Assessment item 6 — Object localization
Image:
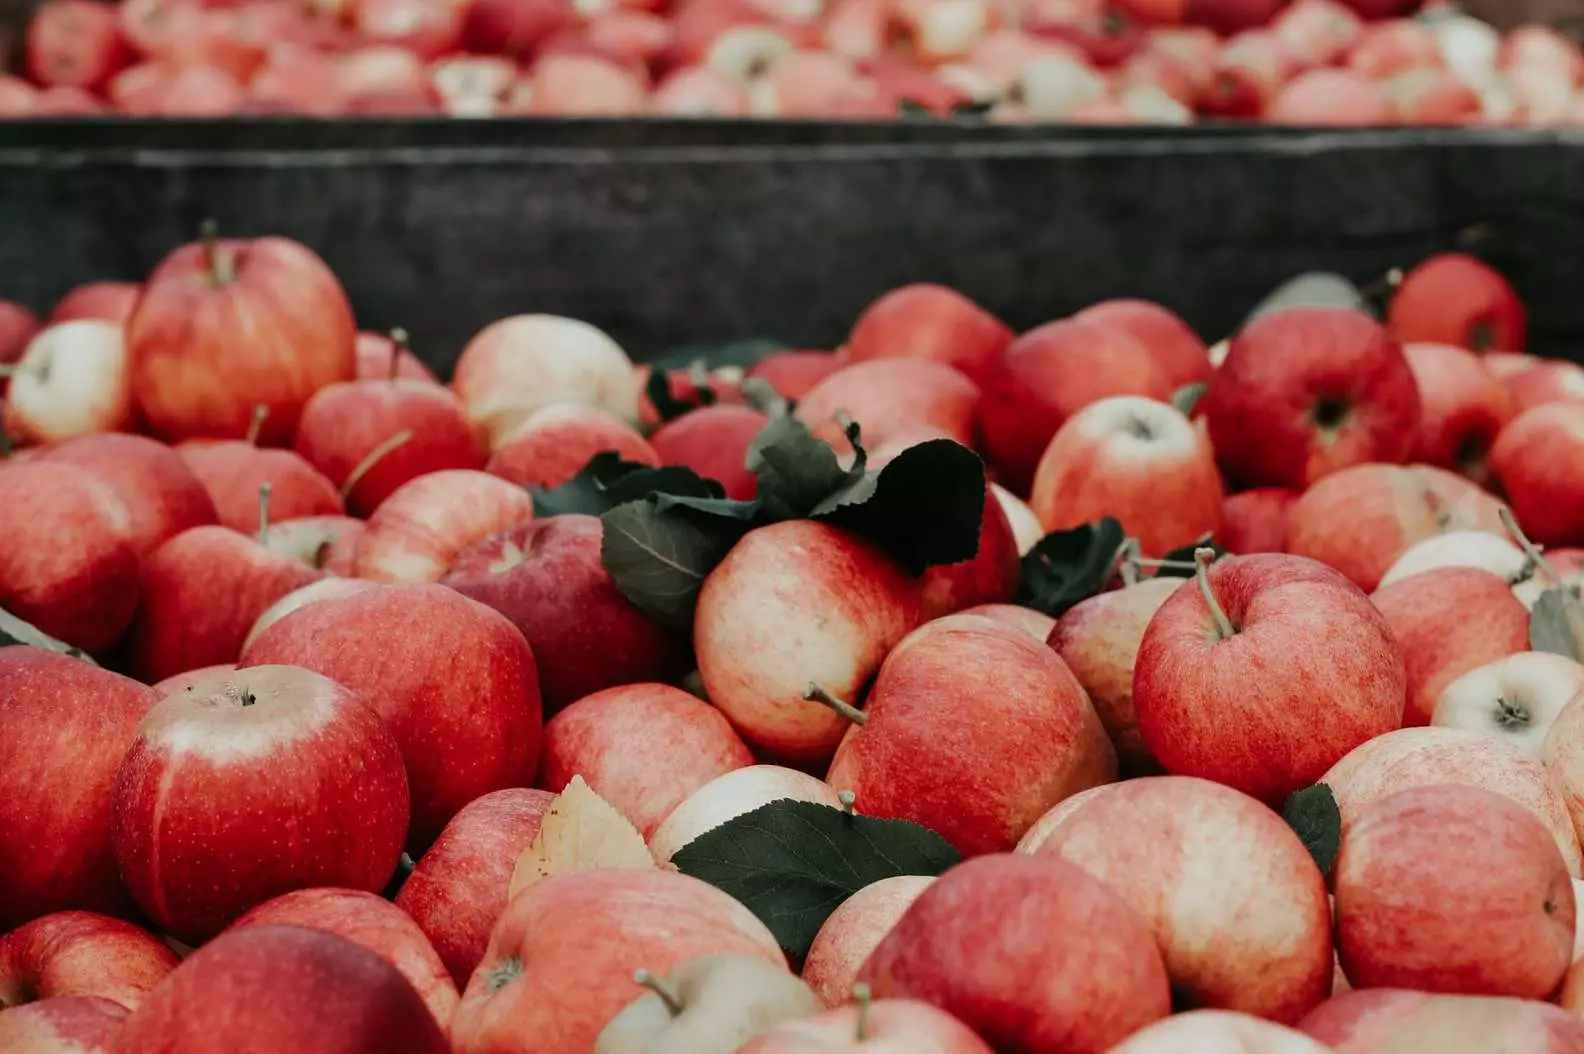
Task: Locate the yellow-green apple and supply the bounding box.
[260,515,366,576]
[858,854,1170,1053]
[353,469,536,583]
[38,433,218,559]
[225,888,458,1034]
[0,650,156,929]
[2,320,133,445]
[451,869,784,1054]
[151,664,237,697]
[735,996,994,1053]
[293,376,485,516]
[51,281,140,325]
[918,486,1021,619]
[1432,653,1584,757]
[594,952,820,1054]
[1073,298,1213,390]
[355,330,440,384]
[959,602,1054,641]
[394,788,556,986]
[0,995,126,1053]
[1284,463,1507,592]
[748,349,842,401]
[1377,530,1529,589]
[1028,395,1222,557]
[113,924,449,1053]
[1402,342,1514,483]
[1370,567,1531,726]
[486,402,659,489]
[241,577,379,654]
[1492,403,1584,548]
[1201,307,1421,490]
[127,229,356,445]
[694,521,923,765]
[977,317,1173,493]
[1302,989,1584,1051]
[127,524,323,683]
[1220,487,1296,554]
[650,765,844,865]
[1013,784,1116,854]
[803,876,936,1008]
[842,283,1012,385]
[179,439,344,534]
[0,462,139,654]
[1321,726,1583,876]
[0,912,177,1010]
[1107,1010,1335,1053]
[442,515,690,713]
[1133,553,1406,805]
[1034,776,1331,1022]
[540,683,754,839]
[451,314,640,450]
[111,665,409,944]
[1387,251,1525,353]
[1506,361,1584,416]
[1542,695,1584,850]
[825,613,1115,856]
[239,583,541,849]
[794,358,979,459]
[650,404,768,501]
[989,483,1043,555]
[1333,784,1573,999]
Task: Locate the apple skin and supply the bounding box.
[959,602,1054,642]
[0,911,176,1011]
[918,485,1021,619]
[1111,1010,1333,1052]
[1387,252,1526,354]
[989,483,1044,555]
[225,888,458,1034]
[0,462,140,655]
[1432,653,1584,758]
[51,281,140,325]
[649,404,768,501]
[1371,567,1531,727]
[794,358,980,458]
[240,583,542,850]
[1202,307,1421,490]
[127,232,356,445]
[540,683,755,839]
[1321,726,1584,877]
[241,577,379,655]
[1301,988,1584,1052]
[842,283,1013,385]
[694,520,924,765]
[111,665,410,945]
[802,876,936,1008]
[858,853,1170,1053]
[1491,402,1584,548]
[393,788,555,987]
[1377,529,1529,589]
[451,869,785,1054]
[151,663,238,697]
[127,525,323,684]
[442,515,690,714]
[260,515,366,576]
[1333,784,1573,999]
[1541,695,1584,852]
[747,349,842,401]
[977,317,1173,494]
[486,402,660,489]
[1402,342,1514,483]
[594,952,820,1054]
[1072,298,1213,390]
[353,469,537,583]
[355,330,441,384]
[179,441,345,534]
[1504,361,1584,417]
[1220,486,1296,554]
[1266,67,1396,124]
[826,613,1116,857]
[294,378,486,517]
[736,999,995,1053]
[1133,554,1406,805]
[1029,395,1223,558]
[3,320,134,446]
[0,995,127,1053]
[24,0,127,93]
[39,433,218,559]
[113,924,450,1053]
[650,765,844,865]
[1013,784,1117,855]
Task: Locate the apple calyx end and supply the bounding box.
[805,682,868,726]
[634,969,685,1018]
[1195,546,1236,641]
[239,688,257,708]
[483,956,523,995]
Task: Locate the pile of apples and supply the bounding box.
[6,0,1584,122]
[8,222,1584,1054]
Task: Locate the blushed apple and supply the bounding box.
[180,437,344,535]
[988,483,1044,555]
[0,995,126,1053]
[1013,784,1117,854]
[2,320,133,445]
[1542,695,1584,852]
[794,358,979,459]
[1107,1009,1334,1053]
[1432,653,1584,758]
[51,281,139,325]
[958,602,1054,641]
[649,404,768,501]
[1377,529,1529,589]
[0,911,177,1011]
[802,876,936,1008]
[354,469,535,583]
[355,330,440,383]
[1220,486,1296,554]
[260,515,366,576]
[240,577,378,655]
[1491,402,1584,549]
[1505,361,1584,416]
[1301,989,1584,1051]
[1402,342,1514,483]
[650,765,844,865]
[486,402,659,488]
[1072,298,1212,390]
[747,349,841,401]
[150,663,237,697]
[842,283,1012,385]
[1388,252,1526,353]
[39,433,218,559]
[918,485,1021,619]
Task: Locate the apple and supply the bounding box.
[1388,252,1526,353]
[1269,0,1363,67]
[0,995,126,1053]
[38,433,218,559]
[1012,784,1116,854]
[825,613,1115,856]
[126,224,356,445]
[1542,696,1584,852]
[353,469,536,583]
[0,79,34,119]
[802,876,936,1008]
[918,485,1021,619]
[977,317,1172,493]
[1491,402,1584,549]
[225,888,458,1034]
[2,321,133,445]
[463,0,571,56]
[988,483,1044,555]
[241,577,379,654]
[736,996,994,1053]
[1267,67,1395,124]
[649,404,768,502]
[694,521,923,765]
[747,349,842,401]
[1333,784,1573,999]
[1301,988,1584,1051]
[180,436,345,535]
[451,869,784,1054]
[354,0,463,59]
[594,952,820,1054]
[25,0,127,93]
[1321,726,1583,877]
[240,583,542,849]
[841,284,1012,385]
[859,853,1170,1052]
[1200,29,1295,118]
[150,664,237,697]
[1504,361,1584,417]
[113,924,449,1053]
[0,911,177,1011]
[1202,307,1421,490]
[1384,68,1483,125]
[111,665,409,944]
[1431,653,1584,758]
[485,402,659,489]
[1029,395,1222,557]
[1071,298,1212,390]
[0,462,139,655]
[1402,342,1515,483]
[355,330,440,384]
[506,52,650,116]
[650,765,844,865]
[1220,487,1296,554]
[260,515,366,576]
[794,358,979,459]
[1345,16,1439,77]
[1109,1009,1333,1052]
[1376,529,1529,589]
[51,282,139,325]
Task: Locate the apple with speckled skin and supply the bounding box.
[650,404,768,502]
[1492,402,1584,549]
[486,402,659,489]
[3,321,134,446]
[39,433,218,559]
[0,911,177,1011]
[1387,252,1526,354]
[1220,487,1296,555]
[354,469,536,583]
[802,876,936,1008]
[1432,653,1584,758]
[180,440,344,535]
[1402,342,1513,483]
[0,995,127,1053]
[842,283,1012,385]
[795,358,979,460]
[1074,298,1213,391]
[52,281,139,325]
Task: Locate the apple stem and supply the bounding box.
[388,327,410,382]
[633,969,684,1018]
[1134,556,1199,573]
[1195,546,1236,640]
[245,404,268,446]
[257,483,273,544]
[838,789,856,815]
[199,219,231,285]
[804,682,868,726]
[1500,506,1570,592]
[340,430,414,502]
[853,982,872,1042]
[1117,538,1141,587]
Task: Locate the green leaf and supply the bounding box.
[746,416,861,522]
[1171,382,1208,417]
[0,607,98,665]
[648,338,788,374]
[645,367,705,425]
[897,99,933,118]
[1017,518,1125,617]
[1154,535,1228,578]
[952,99,994,117]
[1282,783,1342,880]
[820,440,985,576]
[671,799,961,957]
[530,453,731,519]
[600,499,751,632]
[1531,588,1581,660]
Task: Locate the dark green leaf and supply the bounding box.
[0,607,97,665]
[1531,588,1581,660]
[820,440,985,575]
[1282,783,1342,879]
[952,99,995,117]
[527,452,660,518]
[897,99,932,118]
[645,366,701,425]
[603,465,723,506]
[1154,535,1227,578]
[746,416,860,522]
[648,338,788,374]
[671,799,961,957]
[1017,518,1125,617]
[600,499,750,633]
[1171,382,1208,417]
[653,492,763,521]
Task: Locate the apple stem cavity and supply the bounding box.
[853,982,873,1042]
[388,327,410,382]
[245,404,268,446]
[1195,546,1236,640]
[341,430,415,502]
[804,682,868,726]
[198,219,233,285]
[633,969,685,1017]
[257,483,273,545]
[1494,697,1530,729]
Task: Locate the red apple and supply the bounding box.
[1402,342,1514,482]
[354,0,463,59]
[1111,1010,1332,1053]
[802,876,935,1008]
[917,485,1021,619]
[355,330,440,383]
[1504,360,1584,416]
[1220,487,1296,554]
[0,912,177,1011]
[462,0,573,57]
[1072,298,1211,390]
[2,322,133,446]
[1300,988,1584,1052]
[748,349,842,400]
[260,515,365,577]
[842,284,1012,385]
[241,578,379,654]
[337,45,437,113]
[1198,29,1296,117]
[180,439,344,534]
[25,0,127,92]
[126,225,356,445]
[1384,67,1482,124]
[353,469,536,583]
[151,663,237,697]
[39,433,218,559]
[1269,0,1362,67]
[1492,402,1584,547]
[485,402,658,489]
[794,358,979,459]
[649,404,768,501]
[737,997,993,1053]
[1388,252,1525,353]
[650,764,844,865]
[50,282,139,325]
[1267,67,1395,124]
[0,995,125,1053]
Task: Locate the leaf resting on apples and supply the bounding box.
[670,799,961,958]
[0,606,97,665]
[531,453,729,519]
[1017,518,1125,616]
[747,415,865,522]
[508,775,654,901]
[818,439,985,575]
[1530,588,1582,660]
[1282,783,1342,879]
[600,499,752,632]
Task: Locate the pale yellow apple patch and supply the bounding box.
[507,775,655,901]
